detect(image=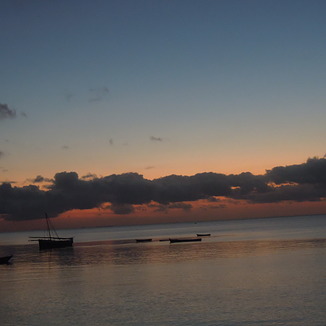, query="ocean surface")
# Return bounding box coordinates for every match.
[1,215,325,326]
